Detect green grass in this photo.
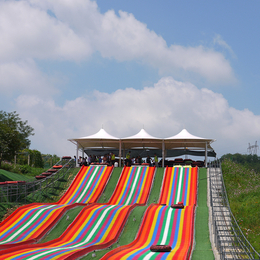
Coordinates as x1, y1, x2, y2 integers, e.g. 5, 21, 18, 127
147, 167, 164, 205
97, 167, 122, 203
0, 169, 35, 182
0, 167, 80, 220
192, 168, 214, 260
222, 159, 260, 252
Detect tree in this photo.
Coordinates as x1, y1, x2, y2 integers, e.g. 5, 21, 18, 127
18, 149, 44, 168
0, 111, 34, 166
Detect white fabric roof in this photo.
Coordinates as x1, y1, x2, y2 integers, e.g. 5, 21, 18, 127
121, 129, 162, 149
69, 128, 215, 154
68, 128, 120, 149
164, 129, 215, 150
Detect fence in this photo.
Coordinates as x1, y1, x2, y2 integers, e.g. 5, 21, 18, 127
209, 160, 260, 259
0, 158, 76, 204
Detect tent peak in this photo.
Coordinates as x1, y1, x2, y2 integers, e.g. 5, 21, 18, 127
80, 128, 119, 140
123, 128, 160, 140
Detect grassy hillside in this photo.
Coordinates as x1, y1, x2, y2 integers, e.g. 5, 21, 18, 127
222, 159, 260, 252
0, 169, 35, 182
0, 167, 79, 221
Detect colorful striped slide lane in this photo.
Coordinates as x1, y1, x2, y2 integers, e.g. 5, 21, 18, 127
0, 203, 76, 249
101, 204, 195, 260
108, 166, 155, 205
0, 204, 135, 260
159, 166, 198, 206
58, 165, 113, 204
0, 165, 113, 249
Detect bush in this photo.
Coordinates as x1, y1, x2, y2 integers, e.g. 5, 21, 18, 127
0, 161, 12, 172
19, 165, 31, 174
222, 159, 260, 252
0, 161, 45, 176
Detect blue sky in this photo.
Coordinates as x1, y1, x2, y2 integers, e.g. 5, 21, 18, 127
1, 0, 260, 158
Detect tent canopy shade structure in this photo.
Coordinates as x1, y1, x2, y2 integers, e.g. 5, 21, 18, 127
69, 128, 216, 167
121, 129, 162, 150
68, 128, 120, 149
164, 129, 215, 150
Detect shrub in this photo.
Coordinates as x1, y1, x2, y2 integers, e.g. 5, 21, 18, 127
19, 165, 31, 174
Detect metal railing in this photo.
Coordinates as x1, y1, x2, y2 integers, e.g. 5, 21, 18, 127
0, 159, 76, 204
209, 160, 260, 259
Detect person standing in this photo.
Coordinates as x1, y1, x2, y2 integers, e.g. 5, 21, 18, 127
111, 153, 115, 166
126, 151, 131, 166
154, 154, 158, 167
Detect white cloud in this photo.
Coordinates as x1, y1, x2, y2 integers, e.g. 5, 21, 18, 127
0, 0, 236, 99
214, 34, 236, 58
0, 59, 59, 96
0, 1, 90, 62
15, 77, 260, 157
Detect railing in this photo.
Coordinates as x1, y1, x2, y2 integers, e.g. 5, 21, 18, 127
209, 160, 260, 259
0, 159, 76, 204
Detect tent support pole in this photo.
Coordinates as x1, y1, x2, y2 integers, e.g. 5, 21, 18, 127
162, 140, 165, 168
119, 140, 122, 167
76, 144, 79, 167
205, 142, 208, 167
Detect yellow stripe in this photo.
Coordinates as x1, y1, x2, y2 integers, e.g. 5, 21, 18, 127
185, 167, 191, 205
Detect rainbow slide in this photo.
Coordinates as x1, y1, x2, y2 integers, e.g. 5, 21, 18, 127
0, 165, 113, 249
108, 166, 155, 205
0, 204, 135, 260
58, 165, 113, 204
159, 166, 198, 206
0, 203, 76, 249
102, 204, 195, 260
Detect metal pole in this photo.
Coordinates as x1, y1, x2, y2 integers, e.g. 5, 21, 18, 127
162, 140, 165, 168
76, 144, 79, 167
119, 140, 122, 167
205, 142, 208, 167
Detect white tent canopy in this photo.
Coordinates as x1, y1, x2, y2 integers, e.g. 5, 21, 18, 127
164, 129, 215, 166
69, 128, 120, 149
164, 129, 215, 150
69, 128, 216, 167
121, 129, 162, 149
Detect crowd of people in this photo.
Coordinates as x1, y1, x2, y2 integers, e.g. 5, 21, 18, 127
76, 153, 115, 166
75, 152, 159, 167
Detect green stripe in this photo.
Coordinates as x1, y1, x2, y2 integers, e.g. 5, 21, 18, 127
192, 168, 214, 259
